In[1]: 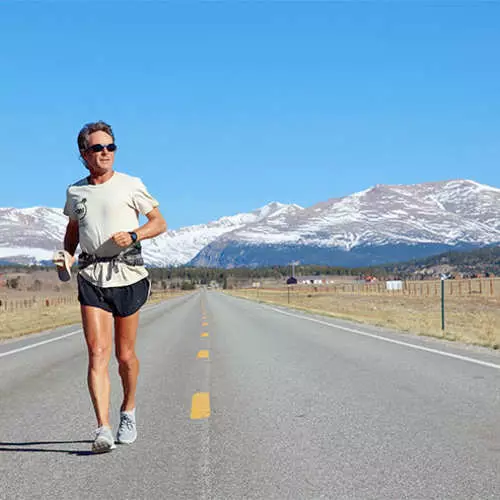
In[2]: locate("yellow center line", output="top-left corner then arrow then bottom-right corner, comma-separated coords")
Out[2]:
202,322 -> 208,327
191,392 -> 210,419
201,332 -> 209,338
197,350 -> 209,359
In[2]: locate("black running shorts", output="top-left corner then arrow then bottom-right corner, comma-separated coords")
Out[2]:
77,275 -> 151,317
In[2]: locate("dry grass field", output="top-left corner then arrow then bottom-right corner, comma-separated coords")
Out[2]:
229,287 -> 500,349
0,289 -> 189,340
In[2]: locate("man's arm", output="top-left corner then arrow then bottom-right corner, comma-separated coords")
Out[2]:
136,207 -> 167,241
111,207 -> 167,248
64,219 -> 80,256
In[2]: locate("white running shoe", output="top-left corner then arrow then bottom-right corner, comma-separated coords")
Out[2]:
117,409 -> 137,444
92,426 -> 116,453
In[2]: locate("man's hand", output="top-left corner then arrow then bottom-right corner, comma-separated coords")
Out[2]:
112,232 -> 135,247
53,250 -> 76,282
53,251 -> 76,268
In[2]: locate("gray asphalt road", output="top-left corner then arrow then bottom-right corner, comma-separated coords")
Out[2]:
1,290 -> 500,499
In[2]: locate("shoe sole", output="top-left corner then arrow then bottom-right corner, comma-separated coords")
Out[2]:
92,441 -> 117,453
116,436 -> 137,445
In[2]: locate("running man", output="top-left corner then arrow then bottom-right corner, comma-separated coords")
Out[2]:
58,121 -> 166,453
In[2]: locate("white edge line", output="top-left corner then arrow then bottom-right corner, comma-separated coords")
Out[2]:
267,306 -> 500,371
0,329 -> 82,359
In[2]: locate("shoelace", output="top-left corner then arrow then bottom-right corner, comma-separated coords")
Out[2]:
119,414 -> 135,431
95,426 -> 111,439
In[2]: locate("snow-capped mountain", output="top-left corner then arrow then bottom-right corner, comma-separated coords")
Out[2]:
0,202 -> 304,266
1,180 -> 499,268
0,207 -> 68,264
143,202 -> 304,266
189,180 -> 500,267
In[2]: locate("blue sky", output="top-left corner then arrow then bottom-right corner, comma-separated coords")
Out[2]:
1,2 -> 499,230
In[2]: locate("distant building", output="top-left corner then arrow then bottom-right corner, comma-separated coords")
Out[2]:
386,280 -> 403,291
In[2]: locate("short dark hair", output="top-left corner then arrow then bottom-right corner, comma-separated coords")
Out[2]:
77,121 -> 115,152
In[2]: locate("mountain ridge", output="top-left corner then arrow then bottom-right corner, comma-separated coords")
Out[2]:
189,179 -> 500,267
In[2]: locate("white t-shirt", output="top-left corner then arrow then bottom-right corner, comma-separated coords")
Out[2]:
64,171 -> 159,287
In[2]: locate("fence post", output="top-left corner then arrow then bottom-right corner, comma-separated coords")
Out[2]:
441,278 -> 445,332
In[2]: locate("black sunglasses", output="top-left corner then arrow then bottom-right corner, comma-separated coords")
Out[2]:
86,143 -> 117,153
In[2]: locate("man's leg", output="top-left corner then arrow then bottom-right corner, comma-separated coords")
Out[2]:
115,310 -> 140,412
81,305 -> 114,427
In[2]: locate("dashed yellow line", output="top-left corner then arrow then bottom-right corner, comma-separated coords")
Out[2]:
191,392 -> 210,419
201,332 -> 209,338
202,322 -> 208,327
197,350 -> 209,359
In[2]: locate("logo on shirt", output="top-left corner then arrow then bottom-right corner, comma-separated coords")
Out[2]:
75,198 -> 87,221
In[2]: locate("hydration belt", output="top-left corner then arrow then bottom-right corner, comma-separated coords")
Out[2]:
78,244 -> 144,270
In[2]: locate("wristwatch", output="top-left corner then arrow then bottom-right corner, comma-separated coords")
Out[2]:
128,231 -> 138,243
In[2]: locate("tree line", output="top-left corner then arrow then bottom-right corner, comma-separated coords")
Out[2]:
2,245 -> 498,289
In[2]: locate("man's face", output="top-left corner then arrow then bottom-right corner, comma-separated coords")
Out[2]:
82,131 -> 116,174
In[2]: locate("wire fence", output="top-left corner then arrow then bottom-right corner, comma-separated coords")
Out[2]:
253,278 -> 500,298
0,288 -> 184,313
0,295 -> 79,312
